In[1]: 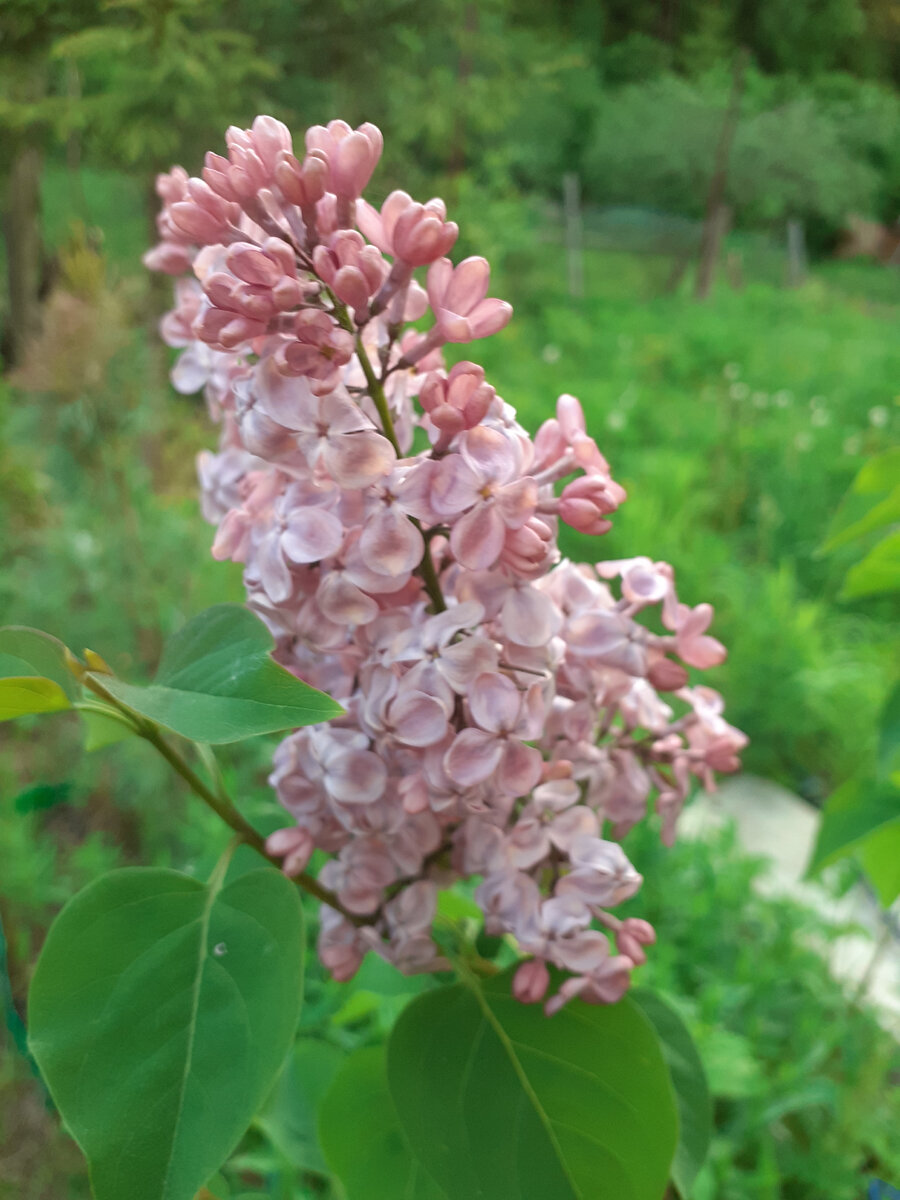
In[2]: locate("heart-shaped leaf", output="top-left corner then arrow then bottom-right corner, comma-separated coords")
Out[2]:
0,627 -> 79,697
808,778 -> 900,876
632,989 -> 712,1197
859,821 -> 900,907
841,530 -> 900,600
0,626 -> 79,722
28,860 -> 304,1200
319,1045 -> 446,1199
387,968 -> 678,1200
92,604 -> 343,743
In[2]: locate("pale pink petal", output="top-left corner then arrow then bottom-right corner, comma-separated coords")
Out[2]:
316,573 -> 379,625
443,256 -> 489,314
541,894 -> 592,935
282,508 -> 343,563
469,672 -> 520,732
466,297 -> 512,339
450,502 -> 505,570
566,611 -> 646,675
549,806 -> 599,852
429,454 -> 480,517
501,585 -> 559,647
324,429 -> 395,487
254,357 -> 318,430
426,256 -> 454,303
495,478 -> 538,529
557,394 -> 586,441
439,637 -> 498,692
171,346 -> 210,394
360,507 -> 424,575
680,634 -> 727,669
257,530 -> 292,603
321,390 -> 373,434
391,691 -> 448,747
436,309 -> 472,342
325,748 -> 387,803
507,819 -> 551,869
513,959 -> 550,1004
680,602 -> 713,638
428,600 -> 485,647
356,198 -> 389,252
444,728 -> 503,787
552,930 -> 611,974
461,425 -> 516,483
498,740 -> 542,795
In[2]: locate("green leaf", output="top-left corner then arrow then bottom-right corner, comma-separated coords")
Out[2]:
437,885 -> 484,928
387,968 -> 678,1200
28,861 -> 305,1200
0,676 -> 71,721
821,454 -> 900,554
853,446 -> 900,494
632,989 -> 712,1197
822,446 -> 900,554
0,626 -> 79,701
878,683 -> 900,777
81,706 -> 137,751
858,821 -> 900,907
808,778 -> 900,875
840,530 -> 900,599
255,1037 -> 345,1175
91,605 -> 343,743
319,1045 -> 446,1200
822,484 -> 900,553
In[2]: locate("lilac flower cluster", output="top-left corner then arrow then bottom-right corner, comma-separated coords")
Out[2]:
148,116 -> 746,1014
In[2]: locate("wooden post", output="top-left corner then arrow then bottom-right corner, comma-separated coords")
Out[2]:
563,172 -> 584,299
786,219 -> 807,287
2,141 -> 44,366
695,48 -> 747,301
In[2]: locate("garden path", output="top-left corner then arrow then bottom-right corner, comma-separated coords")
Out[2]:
681,776 -> 900,1035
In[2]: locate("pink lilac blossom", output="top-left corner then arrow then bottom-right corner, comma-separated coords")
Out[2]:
147,115 -> 747,1016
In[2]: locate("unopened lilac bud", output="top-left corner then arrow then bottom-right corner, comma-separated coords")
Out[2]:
275,150 -> 328,209
513,959 -> 550,1005
250,115 -> 293,172
647,658 -> 689,692
615,918 -> 656,966
266,826 -> 315,876
306,120 -> 383,199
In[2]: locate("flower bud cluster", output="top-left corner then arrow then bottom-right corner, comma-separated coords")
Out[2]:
148,115 -> 746,1014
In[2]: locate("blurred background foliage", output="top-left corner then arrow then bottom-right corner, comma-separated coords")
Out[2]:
1,0 -> 899,1197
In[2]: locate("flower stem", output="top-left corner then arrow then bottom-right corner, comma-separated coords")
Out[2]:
354,331 -> 401,456
80,676 -> 360,920
331,293 -> 447,612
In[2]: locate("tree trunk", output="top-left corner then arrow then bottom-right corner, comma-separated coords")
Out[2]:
695,204 -> 733,300
695,48 -> 747,301
2,141 -> 44,367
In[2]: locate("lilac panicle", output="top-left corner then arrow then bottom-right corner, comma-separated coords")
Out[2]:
147,115 -> 746,1015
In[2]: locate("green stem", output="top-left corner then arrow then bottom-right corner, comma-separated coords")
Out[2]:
331,292 -> 447,612
354,331 -> 401,456
416,532 -> 447,612
80,676 -> 359,920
